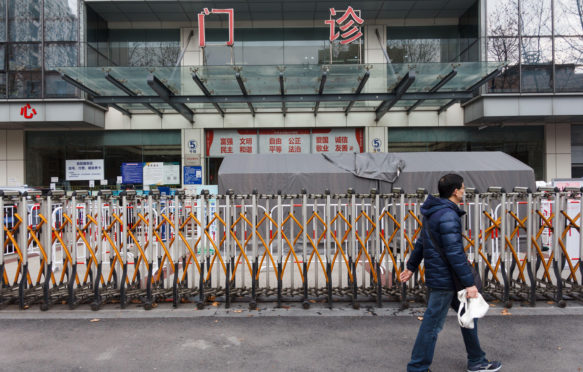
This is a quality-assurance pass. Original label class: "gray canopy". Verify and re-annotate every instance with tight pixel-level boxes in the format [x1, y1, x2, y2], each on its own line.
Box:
[218, 152, 536, 194]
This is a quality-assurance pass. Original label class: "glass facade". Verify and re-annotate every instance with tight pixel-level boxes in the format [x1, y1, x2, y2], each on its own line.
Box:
[387, 2, 479, 63]
[487, 0, 583, 93]
[193, 27, 359, 66]
[387, 126, 544, 180]
[571, 125, 583, 177]
[26, 130, 181, 187]
[0, 0, 79, 99]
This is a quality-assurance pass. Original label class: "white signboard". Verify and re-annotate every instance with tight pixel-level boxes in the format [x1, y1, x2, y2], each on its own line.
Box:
[66, 159, 104, 181]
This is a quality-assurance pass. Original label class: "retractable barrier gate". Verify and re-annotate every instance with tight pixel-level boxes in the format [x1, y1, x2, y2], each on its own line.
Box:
[1, 187, 582, 311]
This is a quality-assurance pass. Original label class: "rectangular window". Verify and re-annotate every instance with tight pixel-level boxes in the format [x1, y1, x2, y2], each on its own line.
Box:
[9, 0, 41, 42]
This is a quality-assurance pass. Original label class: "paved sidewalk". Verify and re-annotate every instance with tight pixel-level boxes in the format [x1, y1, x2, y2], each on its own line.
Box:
[0, 302, 582, 371]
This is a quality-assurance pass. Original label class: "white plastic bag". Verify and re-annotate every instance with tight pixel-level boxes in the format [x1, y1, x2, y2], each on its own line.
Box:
[457, 289, 489, 329]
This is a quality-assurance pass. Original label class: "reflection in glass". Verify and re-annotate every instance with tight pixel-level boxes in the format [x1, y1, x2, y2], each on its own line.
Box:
[0, 0, 6, 42]
[487, 37, 519, 92]
[9, 70, 41, 98]
[45, 72, 77, 97]
[554, 0, 583, 36]
[242, 41, 284, 65]
[45, 43, 78, 68]
[9, 43, 40, 69]
[556, 37, 583, 92]
[9, 0, 41, 41]
[0, 73, 5, 98]
[486, 0, 518, 37]
[44, 0, 78, 42]
[521, 37, 552, 63]
[519, 0, 551, 36]
[521, 37, 553, 92]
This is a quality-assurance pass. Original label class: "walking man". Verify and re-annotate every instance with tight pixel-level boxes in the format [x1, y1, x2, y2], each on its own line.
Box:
[400, 174, 502, 372]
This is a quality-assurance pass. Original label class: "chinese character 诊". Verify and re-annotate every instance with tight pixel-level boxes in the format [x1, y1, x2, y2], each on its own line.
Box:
[324, 6, 364, 45]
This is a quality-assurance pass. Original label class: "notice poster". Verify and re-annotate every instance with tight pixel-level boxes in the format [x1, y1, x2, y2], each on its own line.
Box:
[121, 162, 143, 184]
[258, 129, 311, 154]
[143, 162, 164, 185]
[184, 166, 203, 185]
[206, 130, 258, 156]
[66, 159, 104, 181]
[163, 163, 180, 185]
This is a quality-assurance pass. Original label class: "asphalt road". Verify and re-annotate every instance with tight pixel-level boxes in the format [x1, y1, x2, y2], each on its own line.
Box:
[0, 303, 582, 372]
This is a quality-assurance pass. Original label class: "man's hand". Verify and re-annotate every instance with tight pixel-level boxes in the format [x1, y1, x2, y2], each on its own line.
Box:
[399, 269, 413, 283]
[465, 285, 478, 298]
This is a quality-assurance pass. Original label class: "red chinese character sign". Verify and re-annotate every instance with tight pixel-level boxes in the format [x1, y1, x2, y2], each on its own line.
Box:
[20, 103, 37, 119]
[198, 8, 235, 47]
[324, 6, 364, 45]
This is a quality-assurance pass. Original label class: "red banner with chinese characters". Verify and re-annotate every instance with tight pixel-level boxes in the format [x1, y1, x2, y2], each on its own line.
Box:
[206, 128, 363, 157]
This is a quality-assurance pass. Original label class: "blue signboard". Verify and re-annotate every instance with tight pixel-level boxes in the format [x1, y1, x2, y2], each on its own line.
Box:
[184, 166, 202, 185]
[122, 162, 143, 184]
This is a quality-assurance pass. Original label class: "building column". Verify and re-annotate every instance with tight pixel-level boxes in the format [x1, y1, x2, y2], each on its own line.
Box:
[182, 128, 205, 189]
[366, 127, 387, 153]
[544, 123, 571, 181]
[0, 130, 25, 186]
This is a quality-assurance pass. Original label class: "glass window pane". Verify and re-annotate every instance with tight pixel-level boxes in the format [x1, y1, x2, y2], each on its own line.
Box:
[521, 37, 552, 63]
[45, 72, 77, 97]
[45, 43, 77, 68]
[0, 73, 5, 98]
[9, 70, 41, 98]
[554, 0, 583, 36]
[487, 37, 519, 92]
[44, 0, 78, 41]
[0, 0, 6, 42]
[242, 41, 283, 65]
[283, 40, 330, 65]
[9, 43, 40, 69]
[521, 37, 553, 92]
[519, 0, 551, 36]
[331, 40, 361, 64]
[487, 0, 518, 37]
[555, 37, 583, 92]
[0, 45, 4, 70]
[9, 0, 41, 41]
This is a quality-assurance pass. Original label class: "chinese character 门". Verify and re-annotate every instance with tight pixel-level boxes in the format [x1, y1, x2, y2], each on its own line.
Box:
[198, 8, 235, 47]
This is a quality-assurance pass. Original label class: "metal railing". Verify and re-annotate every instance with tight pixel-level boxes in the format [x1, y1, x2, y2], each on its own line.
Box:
[1, 186, 582, 311]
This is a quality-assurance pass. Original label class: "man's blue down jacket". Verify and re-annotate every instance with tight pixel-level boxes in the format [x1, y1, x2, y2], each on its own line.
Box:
[406, 194, 475, 290]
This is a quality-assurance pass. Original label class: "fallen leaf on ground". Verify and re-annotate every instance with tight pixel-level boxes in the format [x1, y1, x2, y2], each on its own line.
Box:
[214, 320, 219, 323]
[417, 316, 424, 321]
[211, 302, 219, 307]
[281, 305, 290, 309]
[547, 301, 555, 305]
[208, 296, 216, 301]
[233, 310, 243, 313]
[557, 346, 562, 350]
[309, 300, 317, 303]
[151, 303, 158, 308]
[90, 318, 100, 323]
[489, 304, 496, 307]
[501, 309, 512, 316]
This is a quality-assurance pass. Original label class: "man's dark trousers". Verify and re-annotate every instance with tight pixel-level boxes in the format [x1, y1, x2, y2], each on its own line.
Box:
[407, 288, 487, 372]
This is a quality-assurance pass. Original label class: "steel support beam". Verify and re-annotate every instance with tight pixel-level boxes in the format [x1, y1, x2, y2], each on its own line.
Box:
[235, 73, 255, 116]
[407, 70, 456, 114]
[375, 71, 416, 122]
[106, 73, 162, 117]
[192, 72, 225, 117]
[279, 72, 286, 116]
[93, 90, 474, 105]
[344, 71, 370, 115]
[147, 74, 194, 123]
[313, 71, 327, 116]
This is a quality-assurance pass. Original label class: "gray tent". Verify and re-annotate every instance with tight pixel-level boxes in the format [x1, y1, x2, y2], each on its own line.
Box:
[218, 152, 536, 194]
[391, 152, 536, 194]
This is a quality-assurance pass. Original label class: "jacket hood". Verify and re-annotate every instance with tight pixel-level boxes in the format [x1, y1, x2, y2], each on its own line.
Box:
[420, 194, 466, 218]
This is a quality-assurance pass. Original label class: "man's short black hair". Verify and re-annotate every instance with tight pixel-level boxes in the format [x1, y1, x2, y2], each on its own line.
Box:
[438, 173, 464, 198]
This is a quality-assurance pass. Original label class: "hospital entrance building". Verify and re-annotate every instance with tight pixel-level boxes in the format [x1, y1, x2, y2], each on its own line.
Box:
[1, 0, 582, 190]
